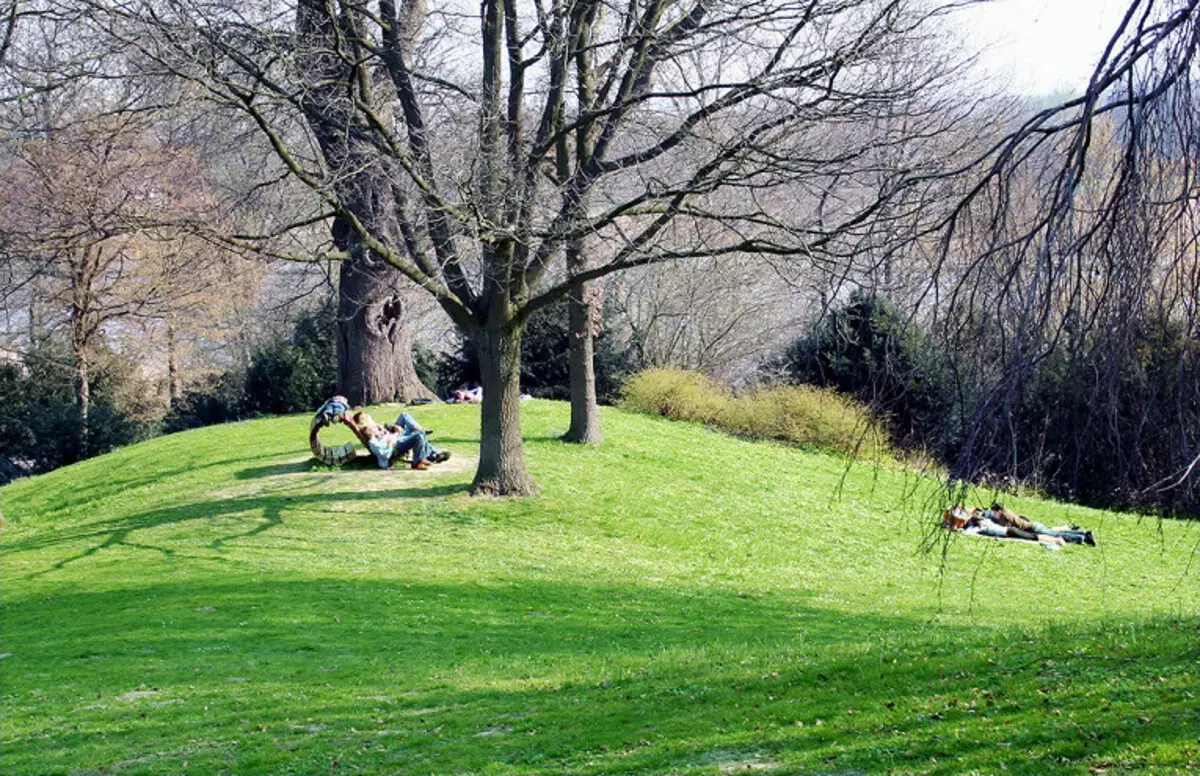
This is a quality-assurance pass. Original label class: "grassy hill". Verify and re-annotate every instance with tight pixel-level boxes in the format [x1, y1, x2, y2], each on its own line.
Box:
[2, 401, 1197, 775]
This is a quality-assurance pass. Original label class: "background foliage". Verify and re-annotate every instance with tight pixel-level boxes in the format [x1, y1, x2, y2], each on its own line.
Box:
[433, 298, 638, 402]
[771, 293, 1200, 515]
[0, 340, 157, 483]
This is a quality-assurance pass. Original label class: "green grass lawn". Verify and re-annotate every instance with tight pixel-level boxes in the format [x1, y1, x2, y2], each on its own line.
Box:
[2, 401, 1197, 775]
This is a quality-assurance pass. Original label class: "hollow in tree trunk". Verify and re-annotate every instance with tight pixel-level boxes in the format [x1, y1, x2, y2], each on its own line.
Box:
[337, 261, 433, 406]
[297, 0, 432, 408]
[471, 323, 538, 496]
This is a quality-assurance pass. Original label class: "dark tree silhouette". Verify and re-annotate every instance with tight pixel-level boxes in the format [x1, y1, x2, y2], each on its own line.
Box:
[928, 0, 1200, 510]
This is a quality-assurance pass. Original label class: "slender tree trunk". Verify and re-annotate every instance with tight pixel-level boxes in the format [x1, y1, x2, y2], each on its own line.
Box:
[471, 320, 538, 496]
[71, 330, 89, 453]
[166, 319, 182, 406]
[69, 253, 91, 452]
[564, 242, 602, 443]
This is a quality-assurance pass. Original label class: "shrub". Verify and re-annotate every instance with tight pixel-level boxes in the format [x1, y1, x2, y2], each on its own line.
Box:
[0, 341, 158, 483]
[162, 370, 246, 432]
[620, 368, 892, 460]
[412, 343, 440, 394]
[242, 302, 337, 416]
[772, 290, 957, 452]
[1004, 321, 1200, 514]
[163, 300, 338, 431]
[619, 369, 726, 424]
[773, 292, 1200, 515]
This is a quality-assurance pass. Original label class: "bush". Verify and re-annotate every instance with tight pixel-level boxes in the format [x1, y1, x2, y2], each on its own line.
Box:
[772, 290, 957, 452]
[774, 292, 1200, 515]
[620, 368, 892, 460]
[162, 370, 246, 433]
[412, 343, 440, 395]
[1004, 321, 1200, 514]
[0, 341, 158, 483]
[618, 369, 726, 424]
[163, 301, 338, 432]
[242, 302, 337, 416]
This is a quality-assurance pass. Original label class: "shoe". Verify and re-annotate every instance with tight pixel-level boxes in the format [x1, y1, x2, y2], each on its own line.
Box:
[412, 460, 431, 471]
[431, 450, 451, 463]
[1084, 531, 1096, 547]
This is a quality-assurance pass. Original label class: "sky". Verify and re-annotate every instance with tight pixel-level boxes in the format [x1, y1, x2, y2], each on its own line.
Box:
[961, 0, 1134, 95]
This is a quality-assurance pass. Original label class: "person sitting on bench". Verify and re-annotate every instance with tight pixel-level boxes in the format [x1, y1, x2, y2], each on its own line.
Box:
[345, 411, 450, 470]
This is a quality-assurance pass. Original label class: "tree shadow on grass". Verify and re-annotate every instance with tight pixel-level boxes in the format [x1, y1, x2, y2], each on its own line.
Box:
[3, 576, 1195, 776]
[6, 482, 471, 576]
[233, 458, 373, 479]
[23, 452, 290, 516]
[236, 450, 479, 480]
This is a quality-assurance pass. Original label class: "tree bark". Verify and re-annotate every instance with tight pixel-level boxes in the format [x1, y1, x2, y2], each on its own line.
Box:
[336, 263, 431, 405]
[471, 321, 538, 496]
[70, 250, 92, 452]
[563, 241, 602, 443]
[166, 319, 182, 406]
[299, 0, 432, 408]
[71, 328, 89, 453]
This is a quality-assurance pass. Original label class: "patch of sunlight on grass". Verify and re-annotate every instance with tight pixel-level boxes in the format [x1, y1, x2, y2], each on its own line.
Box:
[2, 400, 1198, 775]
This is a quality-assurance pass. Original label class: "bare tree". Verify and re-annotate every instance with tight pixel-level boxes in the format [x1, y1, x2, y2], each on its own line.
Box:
[78, 0, 979, 494]
[607, 257, 804, 384]
[295, 0, 434, 405]
[0, 118, 251, 445]
[925, 0, 1200, 507]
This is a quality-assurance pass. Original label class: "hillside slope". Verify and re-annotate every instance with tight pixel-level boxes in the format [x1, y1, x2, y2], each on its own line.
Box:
[2, 401, 1197, 775]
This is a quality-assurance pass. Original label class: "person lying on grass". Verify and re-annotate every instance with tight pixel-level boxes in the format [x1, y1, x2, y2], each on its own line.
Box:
[985, 503, 1094, 545]
[344, 411, 451, 471]
[448, 382, 482, 404]
[943, 504, 1095, 546]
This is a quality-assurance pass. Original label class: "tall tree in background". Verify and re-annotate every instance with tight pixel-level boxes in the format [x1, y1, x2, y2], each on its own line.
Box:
[84, 0, 975, 494]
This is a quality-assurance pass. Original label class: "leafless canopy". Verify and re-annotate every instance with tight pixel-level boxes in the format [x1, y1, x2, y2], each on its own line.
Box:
[924, 0, 1200, 506]
[73, 0, 977, 319]
[56, 0, 981, 492]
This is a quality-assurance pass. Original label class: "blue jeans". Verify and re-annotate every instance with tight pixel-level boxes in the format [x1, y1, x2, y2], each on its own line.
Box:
[367, 413, 434, 468]
[1031, 522, 1090, 544]
[392, 413, 434, 466]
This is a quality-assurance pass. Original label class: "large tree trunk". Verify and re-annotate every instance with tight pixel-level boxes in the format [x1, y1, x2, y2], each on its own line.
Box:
[298, 0, 432, 408]
[328, 168, 433, 406]
[471, 321, 538, 496]
[564, 255, 602, 443]
[337, 264, 432, 405]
